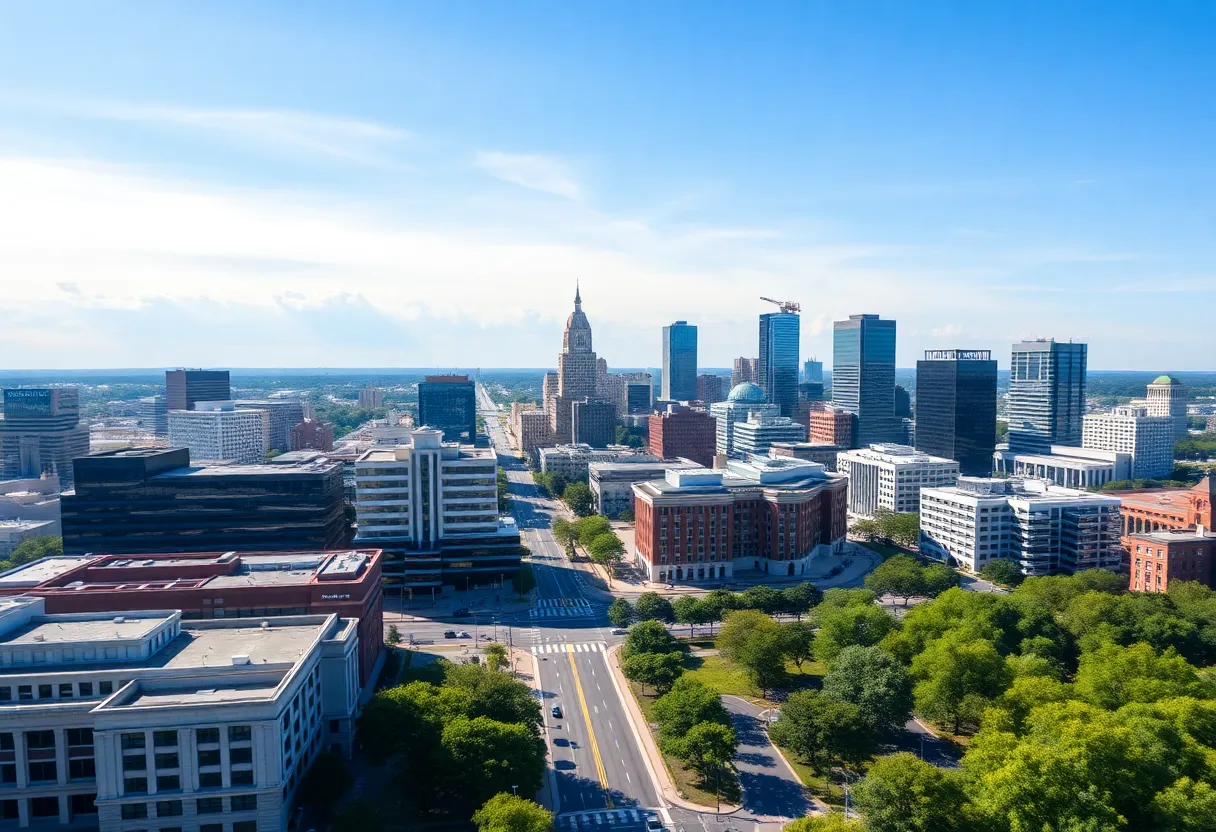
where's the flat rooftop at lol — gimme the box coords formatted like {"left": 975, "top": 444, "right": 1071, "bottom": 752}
{"left": 1132, "top": 528, "right": 1216, "bottom": 544}
{"left": 124, "top": 682, "right": 282, "bottom": 709}
{"left": 0, "top": 556, "right": 96, "bottom": 587}
{"left": 155, "top": 460, "right": 340, "bottom": 478}
{"left": 1, "top": 613, "right": 169, "bottom": 646}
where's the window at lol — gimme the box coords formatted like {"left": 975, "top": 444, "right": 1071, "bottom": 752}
{"left": 69, "top": 759, "right": 96, "bottom": 780}
{"left": 30, "top": 797, "right": 58, "bottom": 818}
{"left": 198, "top": 772, "right": 222, "bottom": 789}
{"left": 37, "top": 684, "right": 52, "bottom": 699}
{"left": 231, "top": 770, "right": 254, "bottom": 786}
{"left": 155, "top": 753, "right": 179, "bottom": 769}
{"left": 0, "top": 734, "right": 12, "bottom": 751}
{"left": 329, "top": 720, "right": 341, "bottom": 733}
{"left": 229, "top": 725, "right": 252, "bottom": 742}
{"left": 153, "top": 731, "right": 178, "bottom": 748}
{"left": 233, "top": 822, "right": 258, "bottom": 832}
{"left": 156, "top": 775, "right": 181, "bottom": 792}
{"left": 0, "top": 688, "right": 8, "bottom": 702}
{"left": 25, "top": 730, "right": 54, "bottom": 749}
{"left": 123, "top": 755, "right": 148, "bottom": 772}
{"left": 158, "top": 827, "right": 183, "bottom": 832}
{"left": 0, "top": 764, "right": 14, "bottom": 784}
{"left": 99, "top": 681, "right": 113, "bottom": 696}
{"left": 67, "top": 728, "right": 93, "bottom": 746}
{"left": 28, "top": 761, "right": 57, "bottom": 782}
{"left": 70, "top": 793, "right": 97, "bottom": 816}
{"left": 0, "top": 801, "right": 16, "bottom": 821}
{"left": 122, "top": 733, "right": 146, "bottom": 751}
{"left": 196, "top": 728, "right": 219, "bottom": 745}
{"left": 17, "top": 686, "right": 30, "bottom": 701}
{"left": 201, "top": 825, "right": 224, "bottom": 832}
{"left": 230, "top": 747, "right": 252, "bottom": 765}
{"left": 155, "top": 801, "right": 182, "bottom": 817}
{"left": 79, "top": 682, "right": 93, "bottom": 697}
{"left": 59, "top": 683, "right": 74, "bottom": 698}
{"left": 231, "top": 794, "right": 258, "bottom": 811}
{"left": 196, "top": 798, "right": 223, "bottom": 815}
{"left": 197, "top": 749, "right": 221, "bottom": 767}
{"left": 124, "top": 777, "right": 148, "bottom": 794}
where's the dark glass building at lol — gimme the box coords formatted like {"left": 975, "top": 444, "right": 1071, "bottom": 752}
{"left": 417, "top": 374, "right": 476, "bottom": 443}
{"left": 662, "top": 321, "right": 698, "bottom": 401}
{"left": 165, "top": 369, "right": 231, "bottom": 411}
{"left": 759, "top": 312, "right": 800, "bottom": 418}
{"left": 1007, "top": 339, "right": 1087, "bottom": 453}
{"left": 61, "top": 448, "right": 347, "bottom": 555}
{"left": 915, "top": 350, "right": 998, "bottom": 476}
{"left": 571, "top": 398, "right": 617, "bottom": 447}
{"left": 832, "top": 314, "right": 901, "bottom": 446}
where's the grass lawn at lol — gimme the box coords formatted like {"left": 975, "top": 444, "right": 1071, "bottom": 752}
{"left": 682, "top": 653, "right": 825, "bottom": 706}
{"left": 856, "top": 540, "right": 908, "bottom": 560}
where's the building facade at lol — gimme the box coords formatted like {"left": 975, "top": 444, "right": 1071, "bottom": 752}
{"left": 1146, "top": 375, "right": 1189, "bottom": 440}
{"left": 232, "top": 401, "right": 305, "bottom": 454}
{"left": 708, "top": 384, "right": 779, "bottom": 459}
{"left": 661, "top": 322, "right": 698, "bottom": 402}
{"left": 138, "top": 397, "right": 168, "bottom": 438}
{"left": 358, "top": 388, "right": 384, "bottom": 410}
{"left": 919, "top": 477, "right": 1124, "bottom": 575}
{"left": 589, "top": 458, "right": 700, "bottom": 518}
{"left": 758, "top": 312, "right": 800, "bottom": 418}
{"left": 1007, "top": 339, "right": 1087, "bottom": 453}
{"left": 417, "top": 375, "right": 476, "bottom": 444}
{"left": 993, "top": 444, "right": 1131, "bottom": 489}
{"left": 538, "top": 445, "right": 659, "bottom": 482}
{"left": 836, "top": 444, "right": 960, "bottom": 517}
{"left": 696, "top": 375, "right": 728, "bottom": 405}
{"left": 768, "top": 442, "right": 846, "bottom": 471}
{"left": 808, "top": 406, "right": 854, "bottom": 448}
{"left": 548, "top": 286, "right": 601, "bottom": 444}
{"left": 914, "top": 350, "right": 998, "bottom": 476}
{"left": 1129, "top": 528, "right": 1216, "bottom": 593}
{"left": 1082, "top": 406, "right": 1175, "bottom": 480}
{"left": 289, "top": 420, "right": 335, "bottom": 453}
{"left": 730, "top": 414, "right": 807, "bottom": 459}
{"left": 0, "top": 389, "right": 91, "bottom": 489}
{"left": 731, "top": 358, "right": 759, "bottom": 388}
{"left": 803, "top": 359, "right": 823, "bottom": 384}
{"left": 61, "top": 449, "right": 348, "bottom": 556}
{"left": 165, "top": 371, "right": 230, "bottom": 413}
{"left": 168, "top": 404, "right": 268, "bottom": 465}
{"left": 832, "top": 314, "right": 901, "bottom": 446}
{"left": 515, "top": 411, "right": 550, "bottom": 461}
{"left": 1113, "top": 477, "right": 1215, "bottom": 552}
{"left": 648, "top": 406, "right": 716, "bottom": 468}
{"left": 632, "top": 457, "right": 848, "bottom": 583}
{"left": 571, "top": 399, "right": 616, "bottom": 448}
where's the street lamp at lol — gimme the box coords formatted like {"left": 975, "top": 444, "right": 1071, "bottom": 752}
{"left": 511, "top": 784, "right": 518, "bottom": 797}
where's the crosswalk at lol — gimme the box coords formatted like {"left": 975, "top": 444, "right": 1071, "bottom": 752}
{"left": 529, "top": 598, "right": 594, "bottom": 619}
{"left": 556, "top": 809, "right": 653, "bottom": 829}
{"left": 531, "top": 641, "right": 606, "bottom": 654}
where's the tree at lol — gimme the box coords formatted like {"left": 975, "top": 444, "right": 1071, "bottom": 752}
{"left": 651, "top": 676, "right": 731, "bottom": 742}
{"left": 911, "top": 633, "right": 1011, "bottom": 734}
{"left": 865, "top": 555, "right": 926, "bottom": 605}
{"left": 588, "top": 532, "right": 625, "bottom": 566}
{"left": 876, "top": 512, "right": 920, "bottom": 548}
{"left": 850, "top": 518, "right": 881, "bottom": 542}
{"left": 332, "top": 799, "right": 384, "bottom": 832}
{"left": 769, "top": 690, "right": 874, "bottom": 772}
{"left": 698, "top": 589, "right": 737, "bottom": 632}
{"left": 781, "top": 582, "right": 823, "bottom": 620}
{"left": 563, "top": 481, "right": 594, "bottom": 516}
{"left": 445, "top": 663, "right": 543, "bottom": 736}
{"left": 607, "top": 598, "right": 635, "bottom": 629}
{"left": 1152, "top": 777, "right": 1216, "bottom": 832}
{"left": 784, "top": 816, "right": 865, "bottom": 832}
{"left": 740, "top": 585, "right": 784, "bottom": 615}
{"left": 472, "top": 793, "right": 553, "bottom": 832}
{"left": 1074, "top": 641, "right": 1213, "bottom": 710}
{"left": 6, "top": 535, "right": 62, "bottom": 567}
{"left": 299, "top": 749, "right": 353, "bottom": 816}
{"left": 851, "top": 753, "right": 967, "bottom": 832}
{"left": 622, "top": 650, "right": 685, "bottom": 695}
{"left": 821, "top": 645, "right": 914, "bottom": 733}
{"left": 781, "top": 621, "right": 815, "bottom": 670}
{"left": 622, "top": 620, "right": 679, "bottom": 657}
{"left": 673, "top": 595, "right": 709, "bottom": 637}
{"left": 718, "top": 610, "right": 790, "bottom": 692}
{"left": 812, "top": 604, "right": 896, "bottom": 665}
{"left": 440, "top": 716, "right": 546, "bottom": 808}
{"left": 979, "top": 558, "right": 1024, "bottom": 588}
{"left": 618, "top": 508, "right": 634, "bottom": 522}
{"left": 551, "top": 518, "right": 577, "bottom": 554}
{"left": 921, "top": 563, "right": 960, "bottom": 598}
{"left": 634, "top": 591, "right": 676, "bottom": 624}
{"left": 386, "top": 624, "right": 402, "bottom": 646}
{"left": 671, "top": 721, "right": 737, "bottom": 783}
{"left": 483, "top": 643, "right": 508, "bottom": 673}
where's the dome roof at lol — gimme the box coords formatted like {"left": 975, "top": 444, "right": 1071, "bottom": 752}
{"left": 1151, "top": 374, "right": 1181, "bottom": 385}
{"left": 727, "top": 382, "right": 766, "bottom": 404}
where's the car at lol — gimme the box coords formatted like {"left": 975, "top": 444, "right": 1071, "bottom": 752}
{"left": 458, "top": 631, "right": 471, "bottom": 638}
{"left": 443, "top": 630, "right": 457, "bottom": 639}
{"left": 551, "top": 705, "right": 563, "bottom": 719}
{"left": 453, "top": 608, "right": 471, "bottom": 618}
{"left": 611, "top": 628, "right": 628, "bottom": 635}
{"left": 646, "top": 819, "right": 665, "bottom": 832}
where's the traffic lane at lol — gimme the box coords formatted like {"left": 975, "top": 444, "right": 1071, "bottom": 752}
{"left": 723, "top": 696, "right": 811, "bottom": 821}
{"left": 577, "top": 649, "right": 659, "bottom": 808}
{"left": 546, "top": 648, "right": 614, "bottom": 812}
{"left": 890, "top": 718, "right": 961, "bottom": 768}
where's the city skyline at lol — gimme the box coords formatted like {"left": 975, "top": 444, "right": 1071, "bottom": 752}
{"left": 1, "top": 4, "right": 1214, "bottom": 370}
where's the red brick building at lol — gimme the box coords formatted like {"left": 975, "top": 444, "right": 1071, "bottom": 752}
{"left": 1113, "top": 477, "right": 1215, "bottom": 559}
{"left": 291, "top": 418, "right": 335, "bottom": 451}
{"left": 632, "top": 457, "right": 848, "bottom": 584}
{"left": 649, "top": 404, "right": 717, "bottom": 468}
{"left": 809, "top": 406, "right": 855, "bottom": 448}
{"left": 0, "top": 549, "right": 384, "bottom": 683}
{"left": 1129, "top": 527, "right": 1216, "bottom": 593}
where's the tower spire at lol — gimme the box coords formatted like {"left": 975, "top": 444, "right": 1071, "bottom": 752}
{"left": 574, "top": 280, "right": 582, "bottom": 307}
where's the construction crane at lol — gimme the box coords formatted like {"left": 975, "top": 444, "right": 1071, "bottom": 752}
{"left": 760, "top": 296, "right": 801, "bottom": 314}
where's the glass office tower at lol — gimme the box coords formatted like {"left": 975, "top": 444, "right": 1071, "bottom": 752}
{"left": 832, "top": 314, "right": 900, "bottom": 445}
{"left": 915, "top": 350, "right": 998, "bottom": 476}
{"left": 661, "top": 321, "right": 698, "bottom": 401}
{"left": 1007, "top": 339, "right": 1087, "bottom": 453}
{"left": 418, "top": 374, "right": 477, "bottom": 443}
{"left": 758, "top": 312, "right": 800, "bottom": 418}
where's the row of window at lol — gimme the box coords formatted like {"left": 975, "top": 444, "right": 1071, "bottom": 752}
{"left": 0, "top": 679, "right": 118, "bottom": 702}
{"left": 127, "top": 823, "right": 256, "bottom": 832}
{"left": 122, "top": 794, "right": 257, "bottom": 819}
{"left": 0, "top": 794, "right": 96, "bottom": 820}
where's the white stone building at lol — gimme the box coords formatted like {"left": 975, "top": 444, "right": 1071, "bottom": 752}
{"left": 537, "top": 445, "right": 659, "bottom": 482}
{"left": 588, "top": 458, "right": 700, "bottom": 518}
{"left": 992, "top": 444, "right": 1132, "bottom": 489}
{"left": 0, "top": 596, "right": 361, "bottom": 832}
{"left": 836, "top": 444, "right": 960, "bottom": 517}
{"left": 167, "top": 404, "right": 268, "bottom": 465}
{"left": 708, "top": 383, "right": 780, "bottom": 459}
{"left": 919, "top": 477, "right": 1123, "bottom": 575}
{"left": 1146, "top": 375, "right": 1188, "bottom": 440}
{"left": 730, "top": 413, "right": 807, "bottom": 459}
{"left": 1082, "top": 406, "right": 1175, "bottom": 480}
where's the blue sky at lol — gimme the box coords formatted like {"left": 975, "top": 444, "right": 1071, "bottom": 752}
{"left": 0, "top": 2, "right": 1213, "bottom": 370}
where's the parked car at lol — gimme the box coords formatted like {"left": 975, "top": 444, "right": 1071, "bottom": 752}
{"left": 458, "top": 631, "right": 471, "bottom": 638}
{"left": 453, "top": 608, "right": 472, "bottom": 618}
{"left": 646, "top": 819, "right": 665, "bottom": 832}
{"left": 611, "top": 628, "right": 628, "bottom": 635}
{"left": 551, "top": 705, "right": 563, "bottom": 718}
{"left": 443, "top": 630, "right": 457, "bottom": 639}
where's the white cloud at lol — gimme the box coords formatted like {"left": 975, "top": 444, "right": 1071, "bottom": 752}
{"left": 473, "top": 151, "right": 583, "bottom": 200}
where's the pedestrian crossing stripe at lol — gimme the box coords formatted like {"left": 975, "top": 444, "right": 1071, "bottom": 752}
{"left": 530, "top": 642, "right": 607, "bottom": 654}
{"left": 535, "top": 598, "right": 593, "bottom": 608}
{"left": 556, "top": 809, "right": 650, "bottom": 828}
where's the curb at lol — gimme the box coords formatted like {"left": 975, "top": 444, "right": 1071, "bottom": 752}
{"left": 724, "top": 695, "right": 830, "bottom": 817}
{"left": 527, "top": 649, "right": 562, "bottom": 816}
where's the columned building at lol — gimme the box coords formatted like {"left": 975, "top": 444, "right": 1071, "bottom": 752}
{"left": 1145, "top": 375, "right": 1189, "bottom": 440}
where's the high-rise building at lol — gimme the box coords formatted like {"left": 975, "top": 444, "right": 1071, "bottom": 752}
{"left": 417, "top": 374, "right": 477, "bottom": 443}
{"left": 138, "top": 395, "right": 168, "bottom": 437}
{"left": 649, "top": 405, "right": 717, "bottom": 467}
{"left": 1083, "top": 406, "right": 1175, "bottom": 480}
{"left": 731, "top": 413, "right": 808, "bottom": 458}
{"left": 804, "top": 358, "right": 824, "bottom": 383}
{"left": 354, "top": 428, "right": 520, "bottom": 588}
{"left": 168, "top": 402, "right": 268, "bottom": 464}
{"left": 809, "top": 406, "right": 855, "bottom": 448}
{"left": 1146, "top": 375, "right": 1189, "bottom": 440}
{"left": 1007, "top": 339, "right": 1087, "bottom": 453}
{"left": 290, "top": 419, "right": 335, "bottom": 452}
{"left": 758, "top": 311, "right": 800, "bottom": 418}
{"left": 61, "top": 448, "right": 348, "bottom": 554}
{"left": 165, "top": 369, "right": 230, "bottom": 412}
{"left": 832, "top": 314, "right": 901, "bottom": 446}
{"left": 696, "top": 374, "right": 729, "bottom": 405}
{"left": 572, "top": 398, "right": 616, "bottom": 448}
{"left": 625, "top": 382, "right": 653, "bottom": 415}
{"left": 358, "top": 387, "right": 385, "bottom": 410}
{"left": 836, "top": 444, "right": 960, "bottom": 517}
{"left": 512, "top": 408, "right": 550, "bottom": 461}
{"left": 0, "top": 388, "right": 90, "bottom": 489}
{"left": 798, "top": 381, "right": 825, "bottom": 404}
{"left": 661, "top": 321, "right": 698, "bottom": 401}
{"left": 598, "top": 371, "right": 653, "bottom": 417}
{"left": 919, "top": 477, "right": 1123, "bottom": 575}
{"left": 709, "top": 383, "right": 780, "bottom": 459}
{"left": 915, "top": 349, "right": 999, "bottom": 476}
{"left": 548, "top": 285, "right": 601, "bottom": 443}
{"left": 234, "top": 399, "right": 306, "bottom": 452}
{"left": 894, "top": 385, "right": 912, "bottom": 420}
{"left": 732, "top": 357, "right": 759, "bottom": 388}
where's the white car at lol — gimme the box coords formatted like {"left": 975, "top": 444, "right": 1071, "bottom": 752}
{"left": 646, "top": 819, "right": 665, "bottom": 832}
{"left": 611, "top": 628, "right": 629, "bottom": 635}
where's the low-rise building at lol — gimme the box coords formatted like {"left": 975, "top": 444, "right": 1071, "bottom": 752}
{"left": 768, "top": 442, "right": 847, "bottom": 472}
{"left": 1129, "top": 526, "right": 1216, "bottom": 593}
{"left": 0, "top": 476, "right": 62, "bottom": 525}
{"left": 588, "top": 458, "right": 700, "bottom": 518}
{"left": 731, "top": 413, "right": 807, "bottom": 459}
{"left": 919, "top": 477, "right": 1123, "bottom": 575}
{"left": 0, "top": 519, "right": 60, "bottom": 559}
{"left": 632, "top": 457, "right": 848, "bottom": 584}
{"left": 836, "top": 444, "right": 960, "bottom": 517}
{"left": 649, "top": 405, "right": 716, "bottom": 468}
{"left": 1112, "top": 477, "right": 1215, "bottom": 566}
{"left": 233, "top": 400, "right": 306, "bottom": 454}
{"left": 168, "top": 403, "right": 268, "bottom": 465}
{"left": 0, "top": 596, "right": 362, "bottom": 831}
{"left": 538, "top": 445, "right": 659, "bottom": 482}
{"left": 289, "top": 420, "right": 335, "bottom": 452}
{"left": 1083, "top": 406, "right": 1176, "bottom": 480}
{"left": 993, "top": 444, "right": 1132, "bottom": 489}
{"left": 808, "top": 406, "right": 855, "bottom": 448}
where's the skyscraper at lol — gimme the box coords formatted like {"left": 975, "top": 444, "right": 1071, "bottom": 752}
{"left": 548, "top": 284, "right": 600, "bottom": 443}
{"left": 1007, "top": 339, "right": 1087, "bottom": 454}
{"left": 804, "top": 358, "right": 823, "bottom": 383}
{"left": 832, "top": 314, "right": 900, "bottom": 446}
{"left": 1146, "top": 375, "right": 1189, "bottom": 440}
{"left": 759, "top": 311, "right": 800, "bottom": 417}
{"left": 696, "top": 374, "right": 729, "bottom": 404}
{"left": 165, "top": 369, "right": 230, "bottom": 411}
{"left": 732, "top": 357, "right": 759, "bottom": 387}
{"left": 662, "top": 321, "right": 698, "bottom": 401}
{"left": 0, "top": 388, "right": 90, "bottom": 488}
{"left": 418, "top": 374, "right": 477, "bottom": 443}
{"left": 915, "top": 349, "right": 999, "bottom": 476}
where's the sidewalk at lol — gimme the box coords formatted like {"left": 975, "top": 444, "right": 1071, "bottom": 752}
{"left": 604, "top": 644, "right": 742, "bottom": 815}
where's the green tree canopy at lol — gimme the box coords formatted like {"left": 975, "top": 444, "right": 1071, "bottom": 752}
{"left": 783, "top": 816, "right": 865, "bottom": 832}
{"left": 440, "top": 716, "right": 546, "bottom": 808}
{"left": 1074, "top": 642, "right": 1214, "bottom": 710}
{"left": 813, "top": 604, "right": 896, "bottom": 665}
{"left": 852, "top": 753, "right": 967, "bottom": 832}
{"left": 622, "top": 650, "right": 685, "bottom": 695}
{"left": 821, "top": 645, "right": 914, "bottom": 733}
{"left": 5, "top": 535, "right": 62, "bottom": 568}
{"left": 634, "top": 591, "right": 677, "bottom": 624}
{"left": 921, "top": 563, "right": 961, "bottom": 598}
{"left": 673, "top": 595, "right": 712, "bottom": 636}
{"left": 607, "top": 598, "right": 635, "bottom": 629}
{"left": 911, "top": 632, "right": 1011, "bottom": 734}
{"left": 472, "top": 793, "right": 554, "bottom": 832}
{"left": 669, "top": 721, "right": 737, "bottom": 780}
{"left": 781, "top": 582, "right": 823, "bottom": 620}
{"left": 739, "top": 585, "right": 785, "bottom": 615}
{"left": 979, "top": 558, "right": 1025, "bottom": 588}
{"left": 865, "top": 555, "right": 926, "bottom": 606}
{"left": 651, "top": 676, "right": 730, "bottom": 744}
{"left": 718, "top": 609, "right": 790, "bottom": 693}
{"left": 622, "top": 619, "right": 679, "bottom": 658}
{"left": 483, "top": 643, "right": 508, "bottom": 673}
{"left": 563, "top": 481, "right": 595, "bottom": 516}
{"left": 781, "top": 621, "right": 815, "bottom": 670}
{"left": 769, "top": 690, "right": 874, "bottom": 772}
{"left": 573, "top": 515, "right": 611, "bottom": 546}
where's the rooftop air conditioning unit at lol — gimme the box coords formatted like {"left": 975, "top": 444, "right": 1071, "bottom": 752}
{"left": 113, "top": 616, "right": 126, "bottom": 624}
{"left": 231, "top": 654, "right": 252, "bottom": 666}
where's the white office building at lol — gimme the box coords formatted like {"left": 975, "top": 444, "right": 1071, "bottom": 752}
{"left": 836, "top": 444, "right": 960, "bottom": 517}
{"left": 708, "top": 384, "right": 780, "bottom": 460}
{"left": 588, "top": 458, "right": 700, "bottom": 518}
{"left": 919, "top": 477, "right": 1123, "bottom": 575}
{"left": 1082, "top": 406, "right": 1175, "bottom": 480}
{"left": 992, "top": 444, "right": 1132, "bottom": 490}
{"left": 730, "top": 413, "right": 807, "bottom": 459}
{"left": 0, "top": 595, "right": 361, "bottom": 832}
{"left": 538, "top": 445, "right": 660, "bottom": 482}
{"left": 167, "top": 403, "right": 268, "bottom": 465}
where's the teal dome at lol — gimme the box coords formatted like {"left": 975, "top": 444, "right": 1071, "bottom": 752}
{"left": 727, "top": 382, "right": 766, "bottom": 404}
{"left": 1151, "top": 375, "right": 1181, "bottom": 386}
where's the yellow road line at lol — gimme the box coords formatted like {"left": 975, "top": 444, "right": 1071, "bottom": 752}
{"left": 566, "top": 644, "right": 613, "bottom": 808}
